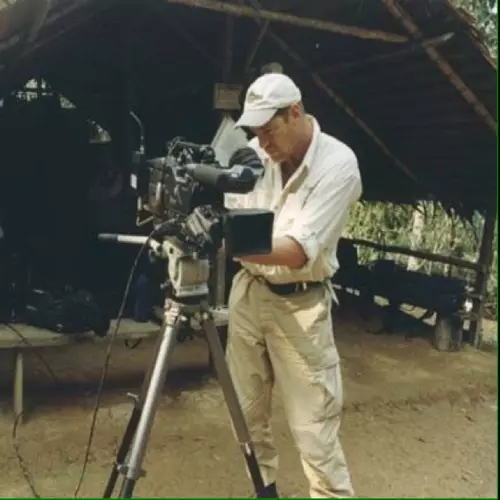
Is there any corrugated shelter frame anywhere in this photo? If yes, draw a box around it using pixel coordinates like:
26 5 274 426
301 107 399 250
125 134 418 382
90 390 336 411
0 0 497 345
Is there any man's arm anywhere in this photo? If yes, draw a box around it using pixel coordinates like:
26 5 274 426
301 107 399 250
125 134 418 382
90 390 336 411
239 150 362 270
237 236 307 269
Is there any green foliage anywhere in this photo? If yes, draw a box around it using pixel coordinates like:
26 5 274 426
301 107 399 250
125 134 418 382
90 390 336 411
344 201 498 318
454 0 498 55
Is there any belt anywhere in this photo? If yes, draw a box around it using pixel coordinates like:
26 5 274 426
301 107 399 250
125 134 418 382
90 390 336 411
264 280 324 296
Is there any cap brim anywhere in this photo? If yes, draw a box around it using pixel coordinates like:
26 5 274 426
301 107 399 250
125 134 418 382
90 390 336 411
235 108 276 128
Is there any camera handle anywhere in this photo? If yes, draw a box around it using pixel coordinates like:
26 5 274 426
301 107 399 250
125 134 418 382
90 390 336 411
99 234 266 498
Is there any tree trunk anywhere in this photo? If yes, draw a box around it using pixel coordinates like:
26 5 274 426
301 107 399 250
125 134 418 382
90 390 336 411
407 205 425 271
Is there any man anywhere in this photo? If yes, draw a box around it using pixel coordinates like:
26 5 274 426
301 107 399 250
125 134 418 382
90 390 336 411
223 72 362 499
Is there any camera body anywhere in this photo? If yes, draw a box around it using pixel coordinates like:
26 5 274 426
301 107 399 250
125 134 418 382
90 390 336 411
130 138 274 258
132 140 221 223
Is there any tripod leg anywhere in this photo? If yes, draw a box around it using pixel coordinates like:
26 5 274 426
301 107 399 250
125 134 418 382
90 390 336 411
103 401 142 498
103 330 165 498
119 303 183 498
200 313 266 497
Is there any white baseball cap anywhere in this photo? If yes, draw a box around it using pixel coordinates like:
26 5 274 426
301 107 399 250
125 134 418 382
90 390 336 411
235 73 302 128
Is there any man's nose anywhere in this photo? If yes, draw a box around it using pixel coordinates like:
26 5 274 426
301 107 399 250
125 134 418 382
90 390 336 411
258 136 270 150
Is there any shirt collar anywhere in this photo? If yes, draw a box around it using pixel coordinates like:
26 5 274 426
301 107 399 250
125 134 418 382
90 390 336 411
299 115 321 173
279 115 321 193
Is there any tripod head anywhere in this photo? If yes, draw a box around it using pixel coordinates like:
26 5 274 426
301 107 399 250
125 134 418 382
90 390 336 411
99 221 211 301
98 203 272 302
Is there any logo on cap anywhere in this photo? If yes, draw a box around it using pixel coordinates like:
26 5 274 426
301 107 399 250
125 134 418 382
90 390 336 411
246 90 261 104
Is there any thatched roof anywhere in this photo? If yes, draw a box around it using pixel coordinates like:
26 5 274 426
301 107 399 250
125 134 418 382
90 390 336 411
0 0 497 218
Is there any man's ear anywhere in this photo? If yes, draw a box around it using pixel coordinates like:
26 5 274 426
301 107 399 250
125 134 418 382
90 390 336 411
289 103 302 120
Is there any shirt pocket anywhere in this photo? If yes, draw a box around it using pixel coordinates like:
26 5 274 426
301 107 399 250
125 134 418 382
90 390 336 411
274 191 308 234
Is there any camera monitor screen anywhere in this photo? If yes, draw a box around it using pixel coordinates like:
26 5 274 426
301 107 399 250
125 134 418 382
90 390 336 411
224 209 274 258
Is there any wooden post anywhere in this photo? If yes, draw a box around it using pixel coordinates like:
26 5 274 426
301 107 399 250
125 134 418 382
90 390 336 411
13 350 24 424
468 213 497 347
407 204 425 271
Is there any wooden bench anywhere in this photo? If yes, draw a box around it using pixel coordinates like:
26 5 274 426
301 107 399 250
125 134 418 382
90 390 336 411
333 253 472 350
0 307 228 423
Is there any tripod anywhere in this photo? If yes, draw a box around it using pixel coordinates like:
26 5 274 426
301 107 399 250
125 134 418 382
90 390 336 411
99 233 265 498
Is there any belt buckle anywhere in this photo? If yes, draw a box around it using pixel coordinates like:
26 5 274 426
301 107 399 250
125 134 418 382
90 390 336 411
296 282 307 293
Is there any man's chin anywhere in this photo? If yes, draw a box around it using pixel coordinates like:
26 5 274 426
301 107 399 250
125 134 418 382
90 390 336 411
268 152 286 163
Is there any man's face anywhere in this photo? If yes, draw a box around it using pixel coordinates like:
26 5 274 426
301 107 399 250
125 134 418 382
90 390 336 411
251 106 299 164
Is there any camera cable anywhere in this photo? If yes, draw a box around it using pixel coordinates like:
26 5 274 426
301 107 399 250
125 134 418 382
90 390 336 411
73 226 158 498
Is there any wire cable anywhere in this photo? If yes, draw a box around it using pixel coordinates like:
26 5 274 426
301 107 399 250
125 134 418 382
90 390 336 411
72 227 157 498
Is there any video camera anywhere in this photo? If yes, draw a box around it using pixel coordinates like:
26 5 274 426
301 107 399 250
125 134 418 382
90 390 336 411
98 135 274 298
130 137 274 259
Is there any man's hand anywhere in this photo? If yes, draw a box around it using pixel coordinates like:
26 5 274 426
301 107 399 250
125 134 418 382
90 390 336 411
238 236 307 269
228 147 264 175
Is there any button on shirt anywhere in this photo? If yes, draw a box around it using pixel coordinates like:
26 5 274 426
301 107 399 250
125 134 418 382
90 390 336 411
224 116 362 285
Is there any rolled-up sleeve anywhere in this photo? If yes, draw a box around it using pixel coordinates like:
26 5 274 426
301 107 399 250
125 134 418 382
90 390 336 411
284 150 362 265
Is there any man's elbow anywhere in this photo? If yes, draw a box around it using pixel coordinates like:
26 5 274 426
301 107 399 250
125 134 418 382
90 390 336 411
288 253 308 269
282 237 309 269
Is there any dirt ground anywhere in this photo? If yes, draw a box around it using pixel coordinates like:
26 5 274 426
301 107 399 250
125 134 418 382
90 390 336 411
0 306 497 499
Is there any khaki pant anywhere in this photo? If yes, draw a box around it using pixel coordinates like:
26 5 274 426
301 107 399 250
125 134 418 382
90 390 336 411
226 270 354 498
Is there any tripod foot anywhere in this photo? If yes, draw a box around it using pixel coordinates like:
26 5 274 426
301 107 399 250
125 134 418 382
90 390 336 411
119 478 136 498
255 482 279 498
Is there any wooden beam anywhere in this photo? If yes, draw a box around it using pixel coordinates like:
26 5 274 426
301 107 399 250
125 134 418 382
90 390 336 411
382 0 496 133
468 213 497 346
318 32 455 75
25 0 53 44
167 0 410 43
244 18 270 73
241 3 419 184
346 237 483 272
